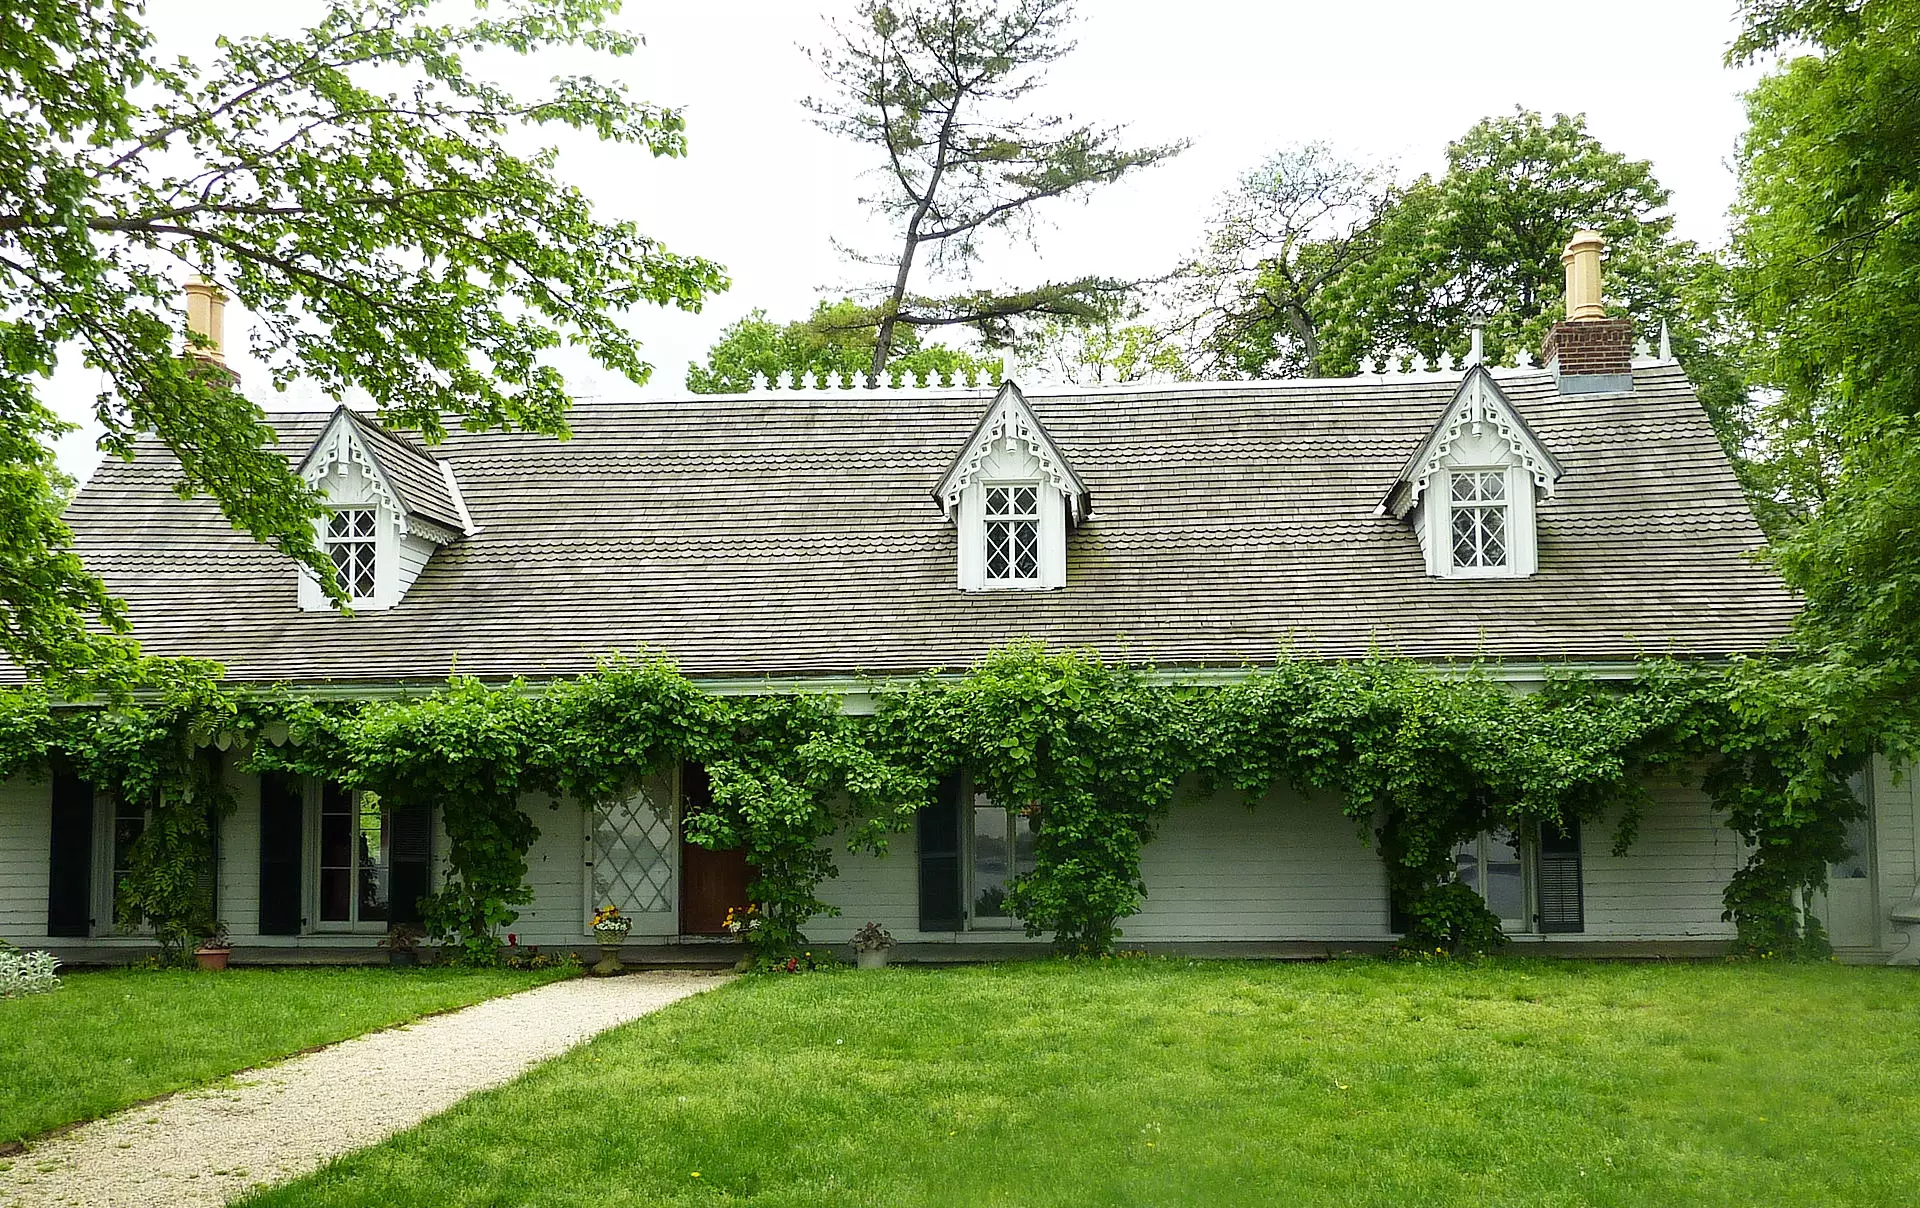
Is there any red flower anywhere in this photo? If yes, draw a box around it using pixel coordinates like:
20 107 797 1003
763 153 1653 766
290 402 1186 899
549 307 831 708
507 933 518 947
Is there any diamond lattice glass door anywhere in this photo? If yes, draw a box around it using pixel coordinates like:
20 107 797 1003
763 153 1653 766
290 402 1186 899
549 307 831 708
585 778 676 931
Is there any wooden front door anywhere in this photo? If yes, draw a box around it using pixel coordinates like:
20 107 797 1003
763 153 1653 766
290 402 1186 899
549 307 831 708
678 763 753 936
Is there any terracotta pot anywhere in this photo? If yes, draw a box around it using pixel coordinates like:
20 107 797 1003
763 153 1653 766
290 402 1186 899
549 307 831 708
195 947 231 971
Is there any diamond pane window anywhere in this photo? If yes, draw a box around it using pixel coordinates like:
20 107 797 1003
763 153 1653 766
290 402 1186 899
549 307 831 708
984 484 1041 582
325 508 378 600
1448 471 1509 569
586 782 675 927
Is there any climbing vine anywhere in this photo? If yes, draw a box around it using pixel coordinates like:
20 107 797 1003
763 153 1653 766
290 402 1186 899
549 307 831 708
0 643 1890 963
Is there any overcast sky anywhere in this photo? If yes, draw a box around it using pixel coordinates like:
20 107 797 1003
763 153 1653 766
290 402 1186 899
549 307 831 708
48 1 1768 480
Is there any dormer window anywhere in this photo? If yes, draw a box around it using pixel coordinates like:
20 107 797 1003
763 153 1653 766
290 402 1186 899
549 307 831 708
325 509 379 601
1380 366 1561 580
984 484 1042 583
1448 470 1509 572
295 407 476 612
935 383 1089 593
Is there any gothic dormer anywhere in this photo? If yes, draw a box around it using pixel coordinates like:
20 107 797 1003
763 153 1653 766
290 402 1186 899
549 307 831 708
1379 365 1562 579
294 408 475 611
935 382 1088 591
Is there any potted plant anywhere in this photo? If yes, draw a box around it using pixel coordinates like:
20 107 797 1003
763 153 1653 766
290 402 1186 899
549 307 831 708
851 921 894 969
378 923 426 967
194 924 232 972
590 904 631 976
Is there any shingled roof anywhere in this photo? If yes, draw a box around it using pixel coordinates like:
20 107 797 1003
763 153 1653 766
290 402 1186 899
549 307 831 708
41 361 1797 686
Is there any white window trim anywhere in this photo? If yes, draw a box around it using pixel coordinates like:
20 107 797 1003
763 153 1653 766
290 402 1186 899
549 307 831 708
324 507 381 605
965 782 1037 931
91 790 149 936
581 766 681 937
306 781 392 934
957 480 1068 592
1455 829 1533 933
1425 464 1537 578
982 481 1043 586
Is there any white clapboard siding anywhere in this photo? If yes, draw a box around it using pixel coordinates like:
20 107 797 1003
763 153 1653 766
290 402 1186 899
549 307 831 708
1579 781 1743 938
812 825 926 944
1128 788 1390 942
513 792 591 946
220 761 263 939
1874 754 1918 907
0 774 51 942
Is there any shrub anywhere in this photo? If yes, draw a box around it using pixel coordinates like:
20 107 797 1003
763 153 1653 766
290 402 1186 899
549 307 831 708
0 948 63 998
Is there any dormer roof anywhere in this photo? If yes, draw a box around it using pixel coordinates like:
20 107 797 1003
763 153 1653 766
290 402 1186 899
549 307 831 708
934 381 1090 522
1379 365 1564 519
296 407 471 540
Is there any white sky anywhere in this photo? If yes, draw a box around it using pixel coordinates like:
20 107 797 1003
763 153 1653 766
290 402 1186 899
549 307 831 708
47 0 1767 480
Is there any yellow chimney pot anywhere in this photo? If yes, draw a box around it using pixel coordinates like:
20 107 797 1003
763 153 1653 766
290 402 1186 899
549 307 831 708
183 278 228 362
1561 229 1606 322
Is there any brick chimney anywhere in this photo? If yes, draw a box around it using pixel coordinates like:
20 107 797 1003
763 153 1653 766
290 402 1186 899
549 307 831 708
1540 229 1633 393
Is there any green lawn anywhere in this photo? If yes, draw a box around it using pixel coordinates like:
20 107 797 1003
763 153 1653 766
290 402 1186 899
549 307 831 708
241 959 1919 1208
0 965 570 1143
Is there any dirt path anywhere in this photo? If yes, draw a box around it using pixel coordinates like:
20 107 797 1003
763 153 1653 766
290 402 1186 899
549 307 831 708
0 971 730 1208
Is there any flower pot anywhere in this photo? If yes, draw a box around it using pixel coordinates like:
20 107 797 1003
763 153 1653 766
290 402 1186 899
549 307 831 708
195 947 231 972
590 930 628 976
387 948 418 967
855 948 889 970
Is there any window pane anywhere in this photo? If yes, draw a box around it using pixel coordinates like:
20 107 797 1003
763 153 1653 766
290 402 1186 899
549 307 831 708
986 487 1011 516
320 810 351 868
1485 832 1525 920
1013 809 1038 876
972 805 1010 919
1453 840 1480 893
1012 520 1039 578
359 865 390 922
985 521 1012 578
1012 486 1037 515
320 868 352 922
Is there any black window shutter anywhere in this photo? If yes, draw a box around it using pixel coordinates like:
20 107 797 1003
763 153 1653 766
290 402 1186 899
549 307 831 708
388 804 434 927
257 772 305 936
1537 818 1584 934
47 761 95 937
917 774 964 933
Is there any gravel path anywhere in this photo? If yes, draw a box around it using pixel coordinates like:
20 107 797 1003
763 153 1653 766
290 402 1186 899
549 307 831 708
0 971 730 1208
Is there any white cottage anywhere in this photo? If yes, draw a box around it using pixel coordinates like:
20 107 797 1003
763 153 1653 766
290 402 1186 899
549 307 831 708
2 235 1916 963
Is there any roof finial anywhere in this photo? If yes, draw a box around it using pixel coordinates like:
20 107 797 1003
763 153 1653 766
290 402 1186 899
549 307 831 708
1658 319 1672 361
1467 325 1485 368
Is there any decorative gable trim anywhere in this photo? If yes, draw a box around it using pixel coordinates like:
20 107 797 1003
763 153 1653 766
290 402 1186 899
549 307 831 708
934 381 1089 522
1381 366 1563 519
296 408 461 544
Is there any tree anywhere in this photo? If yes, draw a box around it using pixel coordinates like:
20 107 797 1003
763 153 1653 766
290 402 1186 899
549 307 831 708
0 0 724 685
1014 304 1191 385
805 0 1186 378
1315 110 1751 461
1169 143 1390 379
1729 0 1920 677
686 298 1000 393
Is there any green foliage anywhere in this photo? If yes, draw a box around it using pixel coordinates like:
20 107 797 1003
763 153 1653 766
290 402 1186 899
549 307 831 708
51 660 243 961
805 0 1185 372
0 645 1878 961
874 645 1188 951
1730 2 1920 693
0 0 724 683
685 299 1001 393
